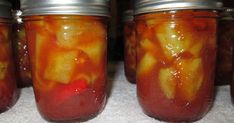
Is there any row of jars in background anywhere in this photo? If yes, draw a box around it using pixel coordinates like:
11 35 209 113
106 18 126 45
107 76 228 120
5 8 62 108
123 0 233 122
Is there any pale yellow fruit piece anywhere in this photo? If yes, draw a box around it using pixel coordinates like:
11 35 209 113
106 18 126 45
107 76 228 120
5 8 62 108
79 41 106 64
56 23 82 49
159 68 176 99
178 58 203 101
35 34 47 70
137 53 157 75
44 51 77 84
156 24 190 59
36 34 46 58
0 62 8 80
140 39 154 51
146 19 156 26
189 42 203 57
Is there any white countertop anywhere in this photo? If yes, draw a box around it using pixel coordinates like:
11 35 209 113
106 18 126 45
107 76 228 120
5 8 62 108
0 62 234 123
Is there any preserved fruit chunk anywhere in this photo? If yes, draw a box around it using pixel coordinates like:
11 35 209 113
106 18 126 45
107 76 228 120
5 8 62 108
56 22 81 49
140 39 155 51
156 23 190 59
137 53 157 75
44 51 77 84
79 41 105 63
189 41 203 57
178 58 203 101
159 68 176 99
0 62 7 80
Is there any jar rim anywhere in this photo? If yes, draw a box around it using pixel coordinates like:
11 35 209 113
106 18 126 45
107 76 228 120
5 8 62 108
21 0 110 17
134 0 223 15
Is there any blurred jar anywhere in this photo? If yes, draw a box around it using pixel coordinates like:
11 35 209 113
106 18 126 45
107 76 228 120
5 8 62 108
135 0 221 122
21 0 109 121
108 0 133 61
0 0 18 112
12 10 32 88
123 10 136 83
216 8 234 86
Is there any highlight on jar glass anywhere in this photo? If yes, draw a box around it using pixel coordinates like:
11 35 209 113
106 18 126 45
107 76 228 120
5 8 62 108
215 8 234 86
134 0 222 122
0 0 18 112
12 10 32 88
20 0 109 121
123 10 136 83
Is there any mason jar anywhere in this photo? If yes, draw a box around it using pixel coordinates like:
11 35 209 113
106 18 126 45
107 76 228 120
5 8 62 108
0 0 18 112
215 8 234 86
123 10 136 83
134 0 222 122
12 10 32 88
20 0 109 121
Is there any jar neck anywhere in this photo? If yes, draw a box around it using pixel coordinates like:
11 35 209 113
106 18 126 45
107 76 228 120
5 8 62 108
23 15 107 22
135 10 218 20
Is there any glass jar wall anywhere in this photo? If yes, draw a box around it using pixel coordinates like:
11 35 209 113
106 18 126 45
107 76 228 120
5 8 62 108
135 10 218 122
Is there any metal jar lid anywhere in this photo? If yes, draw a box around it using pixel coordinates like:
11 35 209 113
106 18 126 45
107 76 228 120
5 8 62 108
134 0 223 15
0 0 12 19
123 10 134 22
21 0 110 17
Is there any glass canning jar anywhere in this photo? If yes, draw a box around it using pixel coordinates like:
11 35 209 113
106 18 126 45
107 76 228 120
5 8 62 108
21 0 109 121
0 0 18 112
123 10 136 83
134 0 222 122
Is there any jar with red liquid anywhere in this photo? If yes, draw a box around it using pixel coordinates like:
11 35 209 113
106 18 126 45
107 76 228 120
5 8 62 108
216 8 234 85
123 10 136 83
0 0 18 112
134 0 222 122
21 0 109 121
12 10 32 88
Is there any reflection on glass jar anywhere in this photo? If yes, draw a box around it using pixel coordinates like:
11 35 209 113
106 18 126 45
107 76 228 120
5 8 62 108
0 0 18 112
21 0 109 122
216 9 234 86
134 0 221 122
12 10 32 88
123 10 136 83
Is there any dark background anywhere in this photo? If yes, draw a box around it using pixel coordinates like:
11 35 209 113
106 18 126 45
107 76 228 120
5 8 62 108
9 0 20 9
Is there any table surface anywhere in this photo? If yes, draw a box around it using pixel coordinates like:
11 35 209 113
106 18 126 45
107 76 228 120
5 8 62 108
0 62 234 123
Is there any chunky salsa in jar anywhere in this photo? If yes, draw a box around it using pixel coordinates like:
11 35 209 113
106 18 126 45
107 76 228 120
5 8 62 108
0 0 18 112
136 10 218 122
123 10 136 83
24 15 107 121
134 0 221 121
21 0 109 121
12 10 32 87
